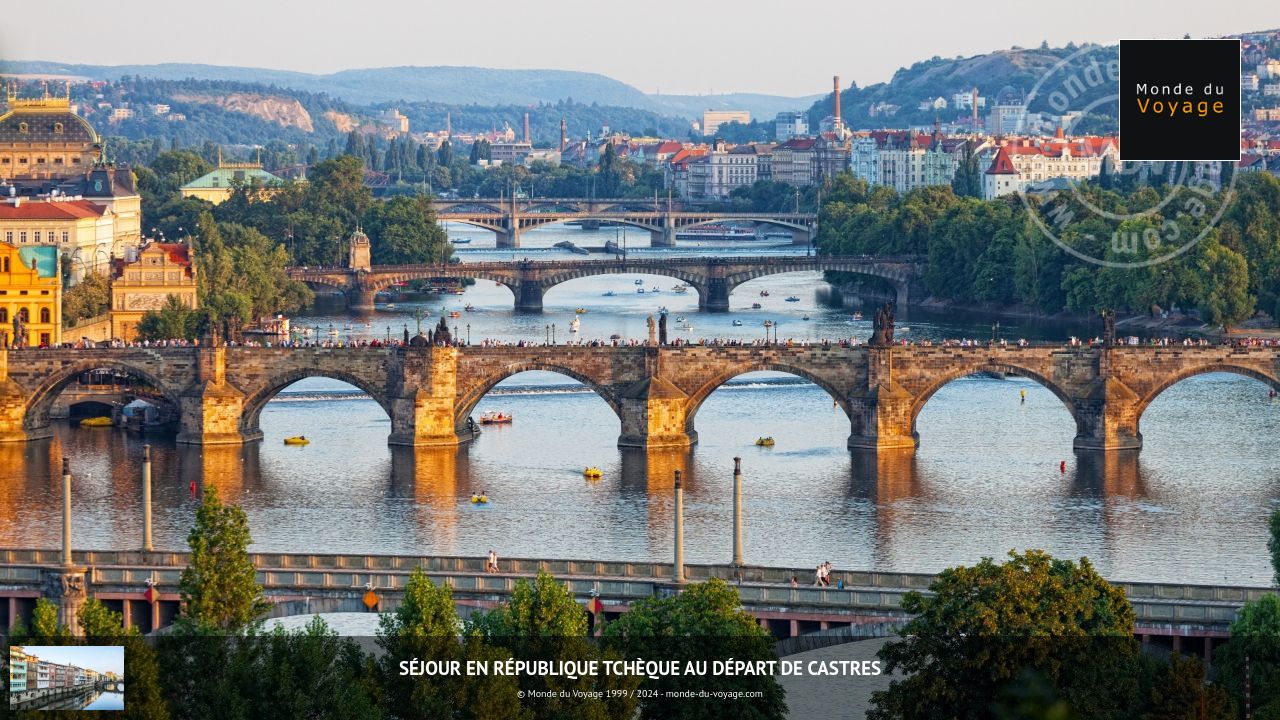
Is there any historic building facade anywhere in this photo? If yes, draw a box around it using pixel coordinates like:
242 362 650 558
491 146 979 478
0 241 61 347
109 242 197 341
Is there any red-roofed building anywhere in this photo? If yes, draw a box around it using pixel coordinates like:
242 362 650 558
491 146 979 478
109 241 197 341
983 146 1020 199
0 197 116 280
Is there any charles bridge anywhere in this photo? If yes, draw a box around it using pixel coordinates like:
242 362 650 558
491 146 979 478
1 343 1277 452
428 196 818 249
287 254 921 312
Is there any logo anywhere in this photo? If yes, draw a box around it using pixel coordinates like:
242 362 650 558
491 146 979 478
1017 42 1238 269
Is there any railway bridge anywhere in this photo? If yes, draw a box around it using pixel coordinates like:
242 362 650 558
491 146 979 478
288 255 922 311
1 344 1276 453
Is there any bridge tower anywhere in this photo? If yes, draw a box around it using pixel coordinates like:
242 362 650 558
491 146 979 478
345 228 378 310
496 193 521 248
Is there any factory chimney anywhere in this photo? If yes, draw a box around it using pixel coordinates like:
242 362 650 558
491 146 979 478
833 75 842 129
559 117 567 152
523 113 530 144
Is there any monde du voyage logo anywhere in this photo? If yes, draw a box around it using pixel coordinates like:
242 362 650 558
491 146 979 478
1120 38 1241 162
1022 39 1241 269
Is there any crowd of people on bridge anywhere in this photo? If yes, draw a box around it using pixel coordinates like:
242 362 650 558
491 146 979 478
17 332 1280 352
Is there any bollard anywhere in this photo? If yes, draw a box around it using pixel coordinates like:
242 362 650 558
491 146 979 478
732 457 744 567
62 458 72 566
142 445 153 552
673 470 684 583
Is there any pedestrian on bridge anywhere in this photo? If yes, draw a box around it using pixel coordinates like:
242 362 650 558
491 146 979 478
487 549 499 574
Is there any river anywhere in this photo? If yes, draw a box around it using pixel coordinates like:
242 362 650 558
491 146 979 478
0 225 1276 586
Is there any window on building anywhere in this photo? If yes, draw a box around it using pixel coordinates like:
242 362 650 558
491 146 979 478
33 232 40 243
4 231 11 243
0 309 7 323
19 232 27 243
53 122 64 134
39 308 50 323
39 333 49 346
18 122 28 133
61 231 68 244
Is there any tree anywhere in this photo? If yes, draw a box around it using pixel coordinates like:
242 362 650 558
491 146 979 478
1195 237 1254 329
1141 653 1231 720
30 597 72 640
377 568 530 720
869 550 1140 720
604 578 787 720
468 571 637 720
79 598 171 720
951 142 983 198
362 194 451 265
1216 593 1280 715
1270 508 1280 587
62 271 110 326
136 295 202 341
176 486 270 632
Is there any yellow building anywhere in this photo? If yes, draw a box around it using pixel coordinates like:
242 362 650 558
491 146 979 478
0 241 61 347
110 241 197 341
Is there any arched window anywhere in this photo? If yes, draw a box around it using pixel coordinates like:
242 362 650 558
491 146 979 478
39 307 51 323
0 309 7 323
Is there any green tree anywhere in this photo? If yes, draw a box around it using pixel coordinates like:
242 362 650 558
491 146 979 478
1195 237 1255 329
136 294 202 341
1216 593 1280 716
79 598 171 720
377 568 530 720
31 597 72 640
1270 508 1280 587
62 271 110 326
1141 653 1231 720
468 571 637 720
176 486 270 632
951 142 983 198
362 194 451 265
604 578 787 720
869 550 1140 720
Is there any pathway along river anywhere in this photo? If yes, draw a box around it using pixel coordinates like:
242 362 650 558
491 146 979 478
1 227 1278 586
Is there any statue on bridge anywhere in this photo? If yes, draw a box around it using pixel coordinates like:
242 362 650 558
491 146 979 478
647 315 657 346
870 302 895 346
11 311 27 349
434 317 453 346
658 314 668 346
1102 309 1116 347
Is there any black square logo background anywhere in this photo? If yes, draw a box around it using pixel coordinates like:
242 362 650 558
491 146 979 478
1120 39 1240 161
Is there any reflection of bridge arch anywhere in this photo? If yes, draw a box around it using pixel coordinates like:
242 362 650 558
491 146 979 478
909 363 1080 439
24 360 181 433
1135 364 1280 423
453 365 622 433
682 365 852 434
239 369 393 441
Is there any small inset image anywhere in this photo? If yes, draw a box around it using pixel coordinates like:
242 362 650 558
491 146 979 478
9 645 124 711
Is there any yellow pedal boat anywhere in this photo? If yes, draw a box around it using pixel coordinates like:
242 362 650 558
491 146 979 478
283 436 310 445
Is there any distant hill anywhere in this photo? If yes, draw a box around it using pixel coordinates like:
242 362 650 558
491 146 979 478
1 60 824 122
807 43 1119 130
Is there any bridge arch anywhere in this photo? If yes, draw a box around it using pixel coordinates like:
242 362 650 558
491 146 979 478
908 363 1080 437
1135 363 1280 422
682 363 852 434
453 363 623 432
239 369 394 441
23 359 182 432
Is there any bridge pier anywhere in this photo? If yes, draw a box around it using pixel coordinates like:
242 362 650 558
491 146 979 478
346 287 378 311
618 377 697 449
496 226 521 249
0 349 29 442
389 347 469 447
846 380 918 451
514 283 545 313
1071 377 1143 452
176 346 249 446
651 225 677 248
791 228 814 246
699 279 731 312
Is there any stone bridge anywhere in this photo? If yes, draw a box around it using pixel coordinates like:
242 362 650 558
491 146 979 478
289 255 921 311
430 196 816 248
1 344 1277 452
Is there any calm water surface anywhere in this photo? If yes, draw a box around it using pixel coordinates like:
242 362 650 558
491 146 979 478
1 227 1275 586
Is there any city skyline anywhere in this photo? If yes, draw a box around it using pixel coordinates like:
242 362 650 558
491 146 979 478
15 646 124 677
0 0 1275 97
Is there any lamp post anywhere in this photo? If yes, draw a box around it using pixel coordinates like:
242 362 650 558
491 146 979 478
466 324 471 345
62 458 73 566
673 470 684 583
142 445 153 552
552 324 557 345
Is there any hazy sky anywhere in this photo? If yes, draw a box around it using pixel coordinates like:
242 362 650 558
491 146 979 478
1 1 1276 96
